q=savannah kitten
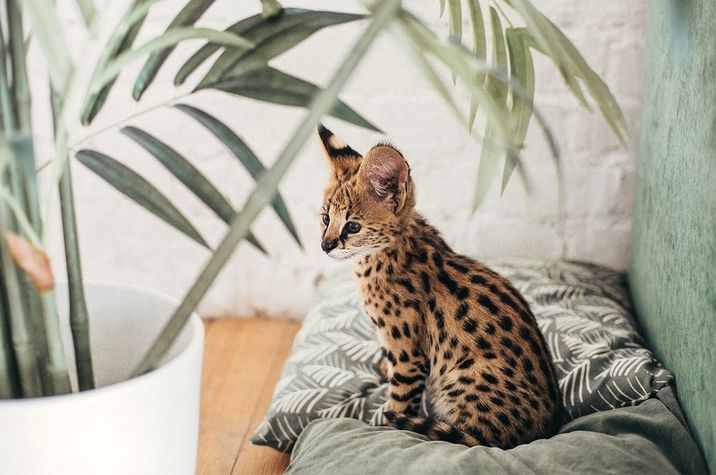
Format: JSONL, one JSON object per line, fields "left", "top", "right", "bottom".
{"left": 318, "top": 125, "right": 560, "bottom": 448}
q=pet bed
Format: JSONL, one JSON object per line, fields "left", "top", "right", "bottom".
{"left": 251, "top": 260, "right": 706, "bottom": 474}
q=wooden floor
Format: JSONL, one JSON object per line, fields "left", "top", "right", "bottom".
{"left": 198, "top": 318, "right": 301, "bottom": 475}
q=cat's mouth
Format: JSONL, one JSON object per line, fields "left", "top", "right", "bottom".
{"left": 327, "top": 249, "right": 356, "bottom": 260}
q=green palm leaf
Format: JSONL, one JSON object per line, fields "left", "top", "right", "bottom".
{"left": 509, "top": 0, "right": 591, "bottom": 108}
{"left": 81, "top": 0, "right": 153, "bottom": 125}
{"left": 21, "top": 0, "right": 72, "bottom": 91}
{"left": 542, "top": 20, "right": 628, "bottom": 144}
{"left": 174, "top": 104, "right": 302, "bottom": 247}
{"left": 399, "top": 11, "right": 516, "bottom": 156}
{"left": 211, "top": 66, "right": 380, "bottom": 132}
{"left": 75, "top": 149, "right": 209, "bottom": 248}
{"left": 446, "top": 0, "right": 462, "bottom": 82}
{"left": 208, "top": 66, "right": 380, "bottom": 132}
{"left": 197, "top": 9, "right": 364, "bottom": 88}
{"left": 467, "top": 0, "right": 487, "bottom": 130}
{"left": 132, "top": 0, "right": 217, "bottom": 100}
{"left": 120, "top": 126, "right": 266, "bottom": 253}
{"left": 447, "top": 0, "right": 462, "bottom": 42}
{"left": 501, "top": 27, "right": 535, "bottom": 192}
{"left": 89, "top": 28, "right": 254, "bottom": 98}
{"left": 174, "top": 14, "right": 267, "bottom": 86}
{"left": 473, "top": 6, "right": 510, "bottom": 210}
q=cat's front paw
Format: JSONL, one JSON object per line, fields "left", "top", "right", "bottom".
{"left": 370, "top": 404, "right": 395, "bottom": 427}
{"left": 383, "top": 410, "right": 397, "bottom": 423}
{"left": 378, "top": 356, "right": 390, "bottom": 383}
{"left": 384, "top": 399, "right": 409, "bottom": 415}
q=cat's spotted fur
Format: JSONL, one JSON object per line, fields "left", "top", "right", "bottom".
{"left": 318, "top": 125, "right": 560, "bottom": 448}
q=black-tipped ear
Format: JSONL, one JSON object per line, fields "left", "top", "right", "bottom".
{"left": 318, "top": 124, "right": 361, "bottom": 181}
{"left": 318, "top": 124, "right": 361, "bottom": 159}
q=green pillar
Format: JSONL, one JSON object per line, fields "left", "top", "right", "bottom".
{"left": 630, "top": 1, "right": 715, "bottom": 471}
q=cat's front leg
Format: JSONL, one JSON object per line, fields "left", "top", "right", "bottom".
{"left": 377, "top": 328, "right": 427, "bottom": 418}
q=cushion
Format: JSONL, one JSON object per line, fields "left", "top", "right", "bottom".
{"left": 285, "top": 387, "right": 707, "bottom": 475}
{"left": 252, "top": 259, "right": 674, "bottom": 452}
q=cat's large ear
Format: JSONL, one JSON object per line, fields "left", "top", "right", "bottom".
{"left": 318, "top": 124, "right": 361, "bottom": 181}
{"left": 360, "top": 144, "right": 410, "bottom": 213}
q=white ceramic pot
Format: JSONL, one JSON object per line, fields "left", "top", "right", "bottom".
{"left": 0, "top": 283, "right": 205, "bottom": 475}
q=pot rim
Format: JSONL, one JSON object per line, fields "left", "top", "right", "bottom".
{"left": 0, "top": 281, "right": 204, "bottom": 404}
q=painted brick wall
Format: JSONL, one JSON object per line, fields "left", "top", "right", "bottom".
{"left": 43, "top": 0, "right": 646, "bottom": 318}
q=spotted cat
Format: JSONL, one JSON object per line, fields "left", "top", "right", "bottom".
{"left": 318, "top": 125, "right": 560, "bottom": 448}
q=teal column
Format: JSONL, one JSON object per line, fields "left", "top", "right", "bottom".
{"left": 630, "top": 1, "right": 715, "bottom": 472}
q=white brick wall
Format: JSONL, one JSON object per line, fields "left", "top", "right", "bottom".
{"left": 42, "top": 0, "right": 646, "bottom": 319}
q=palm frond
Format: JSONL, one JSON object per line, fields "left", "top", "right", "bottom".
{"left": 174, "top": 104, "right": 302, "bottom": 247}
{"left": 558, "top": 358, "right": 591, "bottom": 406}
{"left": 302, "top": 364, "right": 355, "bottom": 388}
{"left": 207, "top": 66, "right": 380, "bottom": 132}
{"left": 197, "top": 9, "right": 364, "bottom": 88}
{"left": 75, "top": 149, "right": 209, "bottom": 248}
{"left": 120, "top": 126, "right": 266, "bottom": 253}
{"left": 561, "top": 334, "right": 611, "bottom": 360}
{"left": 89, "top": 27, "right": 254, "bottom": 98}
{"left": 132, "top": 0, "right": 217, "bottom": 100}
{"left": 595, "top": 353, "right": 650, "bottom": 379}
{"left": 271, "top": 388, "right": 328, "bottom": 413}
{"left": 81, "top": 0, "right": 154, "bottom": 124}
{"left": 317, "top": 391, "right": 365, "bottom": 418}
{"left": 554, "top": 314, "right": 603, "bottom": 334}
{"left": 324, "top": 331, "right": 382, "bottom": 364}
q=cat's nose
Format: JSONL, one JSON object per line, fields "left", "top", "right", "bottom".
{"left": 321, "top": 239, "right": 339, "bottom": 253}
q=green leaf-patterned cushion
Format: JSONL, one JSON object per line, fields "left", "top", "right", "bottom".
{"left": 252, "top": 259, "right": 673, "bottom": 452}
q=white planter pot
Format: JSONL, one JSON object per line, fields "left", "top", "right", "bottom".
{"left": 0, "top": 283, "right": 205, "bottom": 475}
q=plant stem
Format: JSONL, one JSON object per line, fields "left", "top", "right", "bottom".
{"left": 68, "top": 91, "right": 192, "bottom": 149}
{"left": 39, "top": 292, "right": 71, "bottom": 394}
{"left": 0, "top": 203, "right": 42, "bottom": 397}
{"left": 0, "top": 268, "right": 21, "bottom": 398}
{"left": 7, "top": 0, "right": 30, "bottom": 133}
{"left": 0, "top": 186, "right": 42, "bottom": 247}
{"left": 0, "top": 11, "right": 28, "bottom": 395}
{"left": 59, "top": 158, "right": 94, "bottom": 390}
{"left": 132, "top": 0, "right": 402, "bottom": 376}
{"left": 11, "top": 137, "right": 42, "bottom": 238}
{"left": 0, "top": 20, "right": 16, "bottom": 133}
{"left": 24, "top": 272, "right": 52, "bottom": 395}
{"left": 51, "top": 87, "right": 94, "bottom": 391}
{"left": 3, "top": 142, "right": 52, "bottom": 398}
{"left": 6, "top": 140, "right": 56, "bottom": 395}
{"left": 8, "top": 5, "right": 60, "bottom": 394}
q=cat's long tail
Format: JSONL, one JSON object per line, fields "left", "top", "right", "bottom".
{"left": 384, "top": 412, "right": 484, "bottom": 447}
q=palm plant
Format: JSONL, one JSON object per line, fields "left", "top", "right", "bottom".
{"left": 0, "top": 0, "right": 625, "bottom": 398}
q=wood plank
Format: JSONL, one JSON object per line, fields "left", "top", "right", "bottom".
{"left": 197, "top": 318, "right": 299, "bottom": 475}
{"left": 231, "top": 321, "right": 297, "bottom": 475}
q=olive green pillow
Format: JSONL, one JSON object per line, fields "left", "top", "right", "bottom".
{"left": 286, "top": 387, "right": 706, "bottom": 475}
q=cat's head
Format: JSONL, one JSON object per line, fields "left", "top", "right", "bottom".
{"left": 318, "top": 125, "right": 415, "bottom": 260}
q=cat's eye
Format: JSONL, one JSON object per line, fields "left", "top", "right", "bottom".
{"left": 321, "top": 214, "right": 330, "bottom": 226}
{"left": 344, "top": 221, "right": 361, "bottom": 234}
